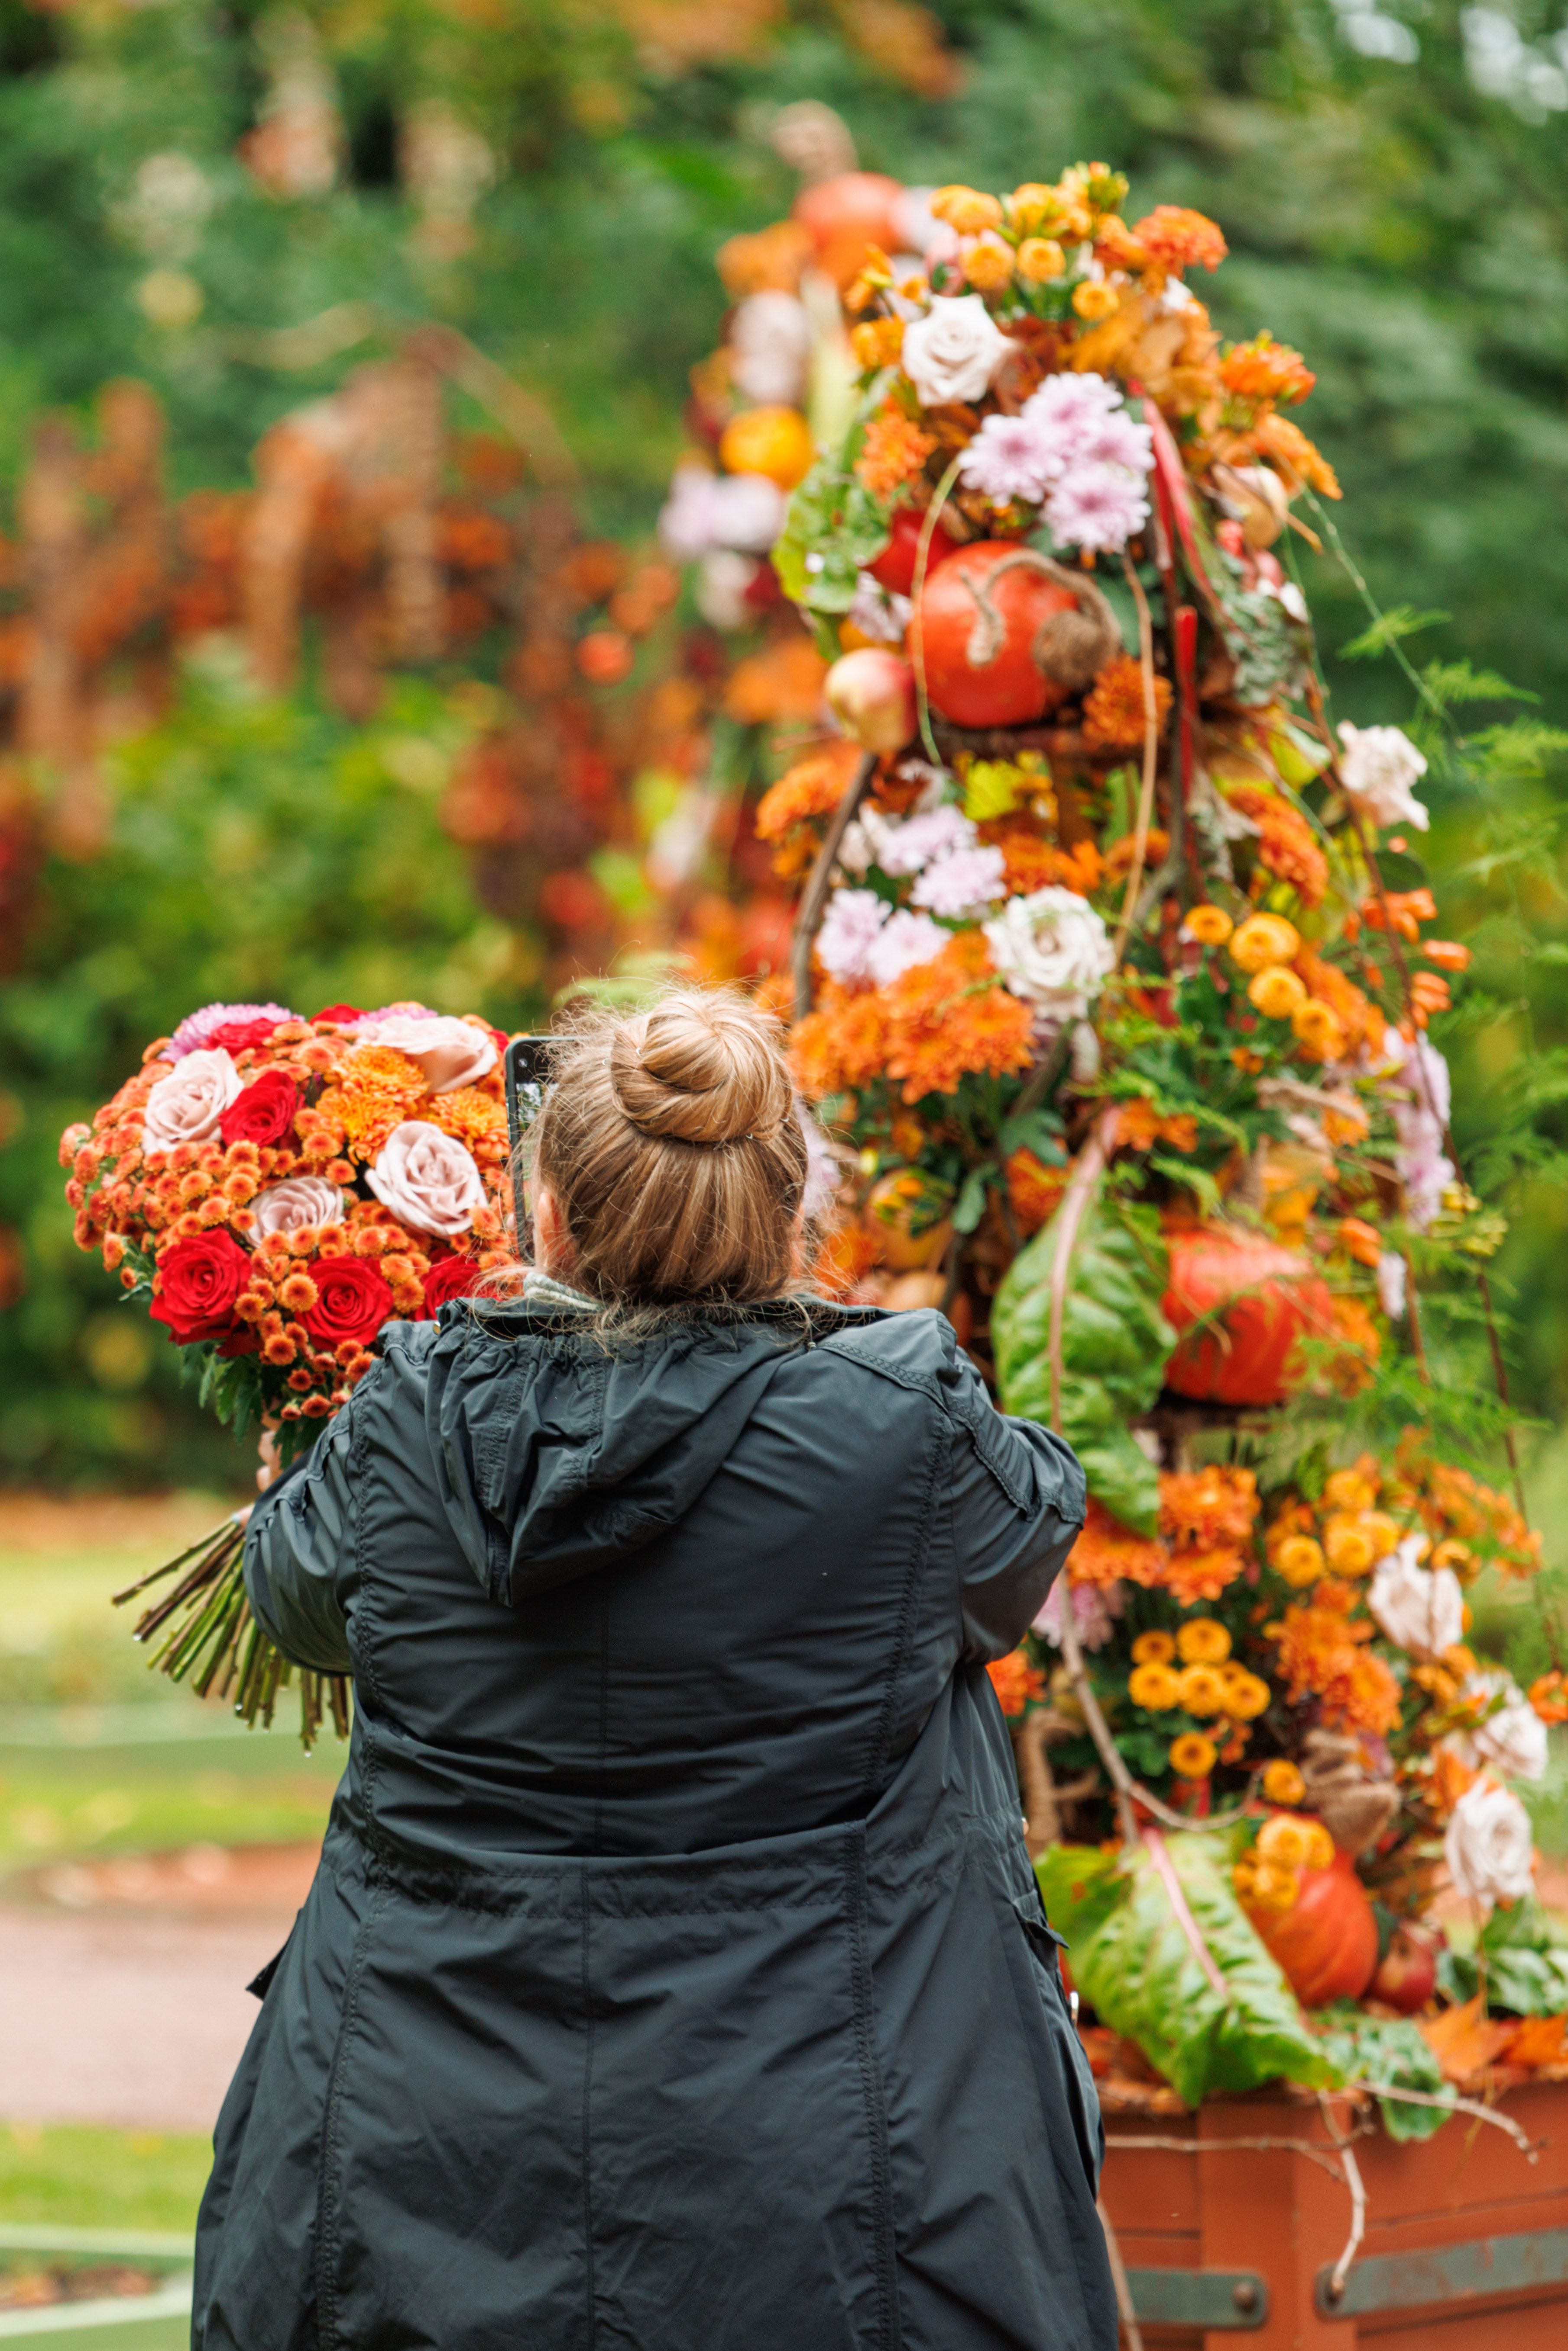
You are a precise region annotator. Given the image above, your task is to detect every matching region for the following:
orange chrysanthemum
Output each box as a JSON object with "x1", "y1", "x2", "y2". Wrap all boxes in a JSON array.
[
  {"x1": 1082, "y1": 655, "x2": 1173, "y2": 752},
  {"x1": 423, "y1": 1086, "x2": 509, "y2": 1163},
  {"x1": 1251, "y1": 412, "x2": 1340, "y2": 498},
  {"x1": 987, "y1": 1645, "x2": 1046, "y2": 1716},
  {"x1": 851, "y1": 316, "x2": 906, "y2": 371},
  {"x1": 1293, "y1": 948, "x2": 1377, "y2": 1057},
  {"x1": 1066, "y1": 1498, "x2": 1168, "y2": 1590},
  {"x1": 755, "y1": 742, "x2": 865, "y2": 845},
  {"x1": 1131, "y1": 205, "x2": 1228, "y2": 276},
  {"x1": 1221, "y1": 334, "x2": 1315, "y2": 407},
  {"x1": 325, "y1": 1047, "x2": 429, "y2": 1160},
  {"x1": 1164, "y1": 1547, "x2": 1249, "y2": 1607},
  {"x1": 882, "y1": 932, "x2": 1036, "y2": 1103},
  {"x1": 1007, "y1": 1147, "x2": 1067, "y2": 1235},
  {"x1": 1268, "y1": 1602, "x2": 1401, "y2": 1735},
  {"x1": 1160, "y1": 1464, "x2": 1260, "y2": 1553},
  {"x1": 979, "y1": 824, "x2": 1103, "y2": 899},
  {"x1": 790, "y1": 984, "x2": 891, "y2": 1100},
  {"x1": 856, "y1": 409, "x2": 938, "y2": 500},
  {"x1": 1222, "y1": 783, "x2": 1328, "y2": 908}
]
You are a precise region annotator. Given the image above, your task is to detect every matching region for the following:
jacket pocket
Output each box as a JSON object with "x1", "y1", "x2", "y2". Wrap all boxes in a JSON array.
[{"x1": 1009, "y1": 1891, "x2": 1104, "y2": 2198}]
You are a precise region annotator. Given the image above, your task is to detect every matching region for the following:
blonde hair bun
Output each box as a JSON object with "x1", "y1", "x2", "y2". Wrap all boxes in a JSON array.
[
  {"x1": 524, "y1": 986, "x2": 811, "y2": 1307},
  {"x1": 609, "y1": 997, "x2": 791, "y2": 1148}
]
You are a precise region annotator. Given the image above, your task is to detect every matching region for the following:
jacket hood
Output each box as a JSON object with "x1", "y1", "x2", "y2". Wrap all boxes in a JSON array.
[{"x1": 424, "y1": 1303, "x2": 848, "y2": 1606}]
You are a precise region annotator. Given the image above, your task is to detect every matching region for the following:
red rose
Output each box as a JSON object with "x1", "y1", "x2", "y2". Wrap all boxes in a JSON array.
[
  {"x1": 303, "y1": 1256, "x2": 394, "y2": 1349},
  {"x1": 204, "y1": 1017, "x2": 287, "y2": 1056},
  {"x1": 219, "y1": 1068, "x2": 300, "y2": 1149},
  {"x1": 419, "y1": 1255, "x2": 481, "y2": 1319},
  {"x1": 149, "y1": 1229, "x2": 251, "y2": 1343},
  {"x1": 312, "y1": 1004, "x2": 365, "y2": 1025}
]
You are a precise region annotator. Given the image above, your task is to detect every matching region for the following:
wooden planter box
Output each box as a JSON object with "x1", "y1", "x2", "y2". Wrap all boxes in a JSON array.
[{"x1": 1102, "y1": 2082, "x2": 1568, "y2": 2347}]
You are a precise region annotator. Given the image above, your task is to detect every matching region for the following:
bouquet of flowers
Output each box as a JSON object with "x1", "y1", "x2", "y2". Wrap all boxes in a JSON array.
[
  {"x1": 761, "y1": 161, "x2": 1566, "y2": 2121},
  {"x1": 60, "y1": 999, "x2": 515, "y2": 1740}
]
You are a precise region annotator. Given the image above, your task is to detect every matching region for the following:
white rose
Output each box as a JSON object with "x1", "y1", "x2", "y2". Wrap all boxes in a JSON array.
[
  {"x1": 249, "y1": 1176, "x2": 345, "y2": 1241},
  {"x1": 350, "y1": 1014, "x2": 496, "y2": 1095},
  {"x1": 729, "y1": 290, "x2": 812, "y2": 406},
  {"x1": 1337, "y1": 722, "x2": 1429, "y2": 832},
  {"x1": 141, "y1": 1048, "x2": 243, "y2": 1152},
  {"x1": 1451, "y1": 1674, "x2": 1550, "y2": 1783},
  {"x1": 1367, "y1": 1536, "x2": 1464, "y2": 1656},
  {"x1": 983, "y1": 887, "x2": 1116, "y2": 1021},
  {"x1": 901, "y1": 295, "x2": 1013, "y2": 408},
  {"x1": 367, "y1": 1120, "x2": 486, "y2": 1236},
  {"x1": 1445, "y1": 1777, "x2": 1536, "y2": 1906}
]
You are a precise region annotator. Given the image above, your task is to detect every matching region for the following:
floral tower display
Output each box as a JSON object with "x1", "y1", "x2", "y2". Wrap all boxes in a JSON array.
[{"x1": 759, "y1": 162, "x2": 1568, "y2": 2139}]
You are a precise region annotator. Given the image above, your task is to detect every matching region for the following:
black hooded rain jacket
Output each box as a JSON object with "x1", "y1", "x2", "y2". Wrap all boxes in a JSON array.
[{"x1": 192, "y1": 1297, "x2": 1115, "y2": 2351}]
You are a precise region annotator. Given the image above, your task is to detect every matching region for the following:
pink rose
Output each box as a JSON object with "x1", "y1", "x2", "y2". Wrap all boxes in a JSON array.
[
  {"x1": 141, "y1": 1048, "x2": 243, "y2": 1152},
  {"x1": 349, "y1": 1014, "x2": 496, "y2": 1095},
  {"x1": 249, "y1": 1176, "x2": 345, "y2": 1240},
  {"x1": 367, "y1": 1120, "x2": 486, "y2": 1235}
]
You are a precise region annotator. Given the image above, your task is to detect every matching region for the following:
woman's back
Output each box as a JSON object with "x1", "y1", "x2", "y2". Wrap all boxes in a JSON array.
[{"x1": 248, "y1": 1303, "x2": 1072, "y2": 1862}]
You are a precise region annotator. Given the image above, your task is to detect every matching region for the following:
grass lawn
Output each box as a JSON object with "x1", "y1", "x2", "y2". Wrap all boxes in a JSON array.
[
  {"x1": 0, "y1": 2122, "x2": 211, "y2": 2234},
  {"x1": 0, "y1": 1492, "x2": 340, "y2": 1868}
]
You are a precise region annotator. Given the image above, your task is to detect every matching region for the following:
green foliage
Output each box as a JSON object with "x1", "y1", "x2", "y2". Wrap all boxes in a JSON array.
[
  {"x1": 1437, "y1": 1894, "x2": 1568, "y2": 2016},
  {"x1": 1311, "y1": 2004, "x2": 1453, "y2": 2141},
  {"x1": 0, "y1": 660, "x2": 533, "y2": 1486},
  {"x1": 992, "y1": 1176, "x2": 1172, "y2": 1532},
  {"x1": 1037, "y1": 1833, "x2": 1335, "y2": 2107}
]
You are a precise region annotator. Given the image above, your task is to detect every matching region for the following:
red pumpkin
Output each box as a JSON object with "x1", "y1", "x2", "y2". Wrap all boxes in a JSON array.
[
  {"x1": 791, "y1": 172, "x2": 905, "y2": 289},
  {"x1": 1162, "y1": 1221, "x2": 1335, "y2": 1407},
  {"x1": 914, "y1": 542, "x2": 1121, "y2": 730},
  {"x1": 1255, "y1": 1849, "x2": 1379, "y2": 2008},
  {"x1": 868, "y1": 506, "x2": 959, "y2": 597}
]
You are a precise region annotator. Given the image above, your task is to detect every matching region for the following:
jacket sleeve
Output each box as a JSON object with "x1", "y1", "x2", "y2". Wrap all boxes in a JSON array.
[
  {"x1": 242, "y1": 1385, "x2": 367, "y2": 1674},
  {"x1": 943, "y1": 1350, "x2": 1086, "y2": 1660}
]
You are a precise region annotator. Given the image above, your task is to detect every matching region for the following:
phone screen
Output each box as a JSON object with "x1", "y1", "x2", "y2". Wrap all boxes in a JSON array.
[{"x1": 504, "y1": 1036, "x2": 553, "y2": 1169}]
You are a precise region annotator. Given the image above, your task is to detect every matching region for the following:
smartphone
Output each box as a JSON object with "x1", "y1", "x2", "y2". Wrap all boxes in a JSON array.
[{"x1": 504, "y1": 1035, "x2": 554, "y2": 1168}]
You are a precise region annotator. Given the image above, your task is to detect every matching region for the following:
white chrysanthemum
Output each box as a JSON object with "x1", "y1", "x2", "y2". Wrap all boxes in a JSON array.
[{"x1": 1338, "y1": 722, "x2": 1429, "y2": 832}]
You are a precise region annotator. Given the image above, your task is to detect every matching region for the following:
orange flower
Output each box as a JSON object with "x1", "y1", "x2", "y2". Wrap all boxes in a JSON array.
[
  {"x1": 790, "y1": 985, "x2": 891, "y2": 1099},
  {"x1": 1164, "y1": 1548, "x2": 1248, "y2": 1607},
  {"x1": 882, "y1": 932, "x2": 1036, "y2": 1103},
  {"x1": 1337, "y1": 1218, "x2": 1383, "y2": 1269},
  {"x1": 981, "y1": 824, "x2": 1104, "y2": 898},
  {"x1": 1325, "y1": 1297, "x2": 1381, "y2": 1395},
  {"x1": 1529, "y1": 1671, "x2": 1568, "y2": 1726},
  {"x1": 723, "y1": 639, "x2": 828, "y2": 726},
  {"x1": 1423, "y1": 940, "x2": 1471, "y2": 973},
  {"x1": 1268, "y1": 1602, "x2": 1401, "y2": 1735},
  {"x1": 1132, "y1": 205, "x2": 1227, "y2": 275},
  {"x1": 1293, "y1": 948, "x2": 1378, "y2": 1056},
  {"x1": 1082, "y1": 655, "x2": 1173, "y2": 752},
  {"x1": 755, "y1": 742, "x2": 865, "y2": 844},
  {"x1": 424, "y1": 1087, "x2": 509, "y2": 1163},
  {"x1": 1066, "y1": 1498, "x2": 1168, "y2": 1589},
  {"x1": 328, "y1": 1047, "x2": 429, "y2": 1160},
  {"x1": 1361, "y1": 885, "x2": 1436, "y2": 941},
  {"x1": 856, "y1": 410, "x2": 938, "y2": 501},
  {"x1": 1160, "y1": 1464, "x2": 1260, "y2": 1552},
  {"x1": 987, "y1": 1645, "x2": 1046, "y2": 1716},
  {"x1": 814, "y1": 1219, "x2": 878, "y2": 1298},
  {"x1": 851, "y1": 317, "x2": 905, "y2": 371},
  {"x1": 1222, "y1": 783, "x2": 1328, "y2": 907},
  {"x1": 930, "y1": 185, "x2": 1004, "y2": 234},
  {"x1": 1007, "y1": 1147, "x2": 1067, "y2": 1235},
  {"x1": 1251, "y1": 413, "x2": 1340, "y2": 498},
  {"x1": 1221, "y1": 333, "x2": 1315, "y2": 406}
]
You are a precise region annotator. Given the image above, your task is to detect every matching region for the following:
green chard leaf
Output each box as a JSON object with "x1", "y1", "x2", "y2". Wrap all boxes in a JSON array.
[
  {"x1": 991, "y1": 1176, "x2": 1173, "y2": 1533},
  {"x1": 1312, "y1": 2004, "x2": 1454, "y2": 2142},
  {"x1": 1037, "y1": 1834, "x2": 1335, "y2": 2108}
]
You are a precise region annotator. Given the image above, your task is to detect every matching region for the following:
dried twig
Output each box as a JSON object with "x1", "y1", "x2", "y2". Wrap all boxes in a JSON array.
[{"x1": 790, "y1": 751, "x2": 877, "y2": 1020}]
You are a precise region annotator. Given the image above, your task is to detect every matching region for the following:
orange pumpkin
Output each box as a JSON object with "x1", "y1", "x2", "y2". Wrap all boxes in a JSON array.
[
  {"x1": 914, "y1": 542, "x2": 1121, "y2": 730},
  {"x1": 791, "y1": 171, "x2": 904, "y2": 289},
  {"x1": 1254, "y1": 1848, "x2": 1379, "y2": 2007},
  {"x1": 1162, "y1": 1221, "x2": 1335, "y2": 1407}
]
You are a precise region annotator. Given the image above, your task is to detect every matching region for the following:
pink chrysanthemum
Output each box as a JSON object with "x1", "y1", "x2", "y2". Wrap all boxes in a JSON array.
[
  {"x1": 956, "y1": 413, "x2": 1059, "y2": 504},
  {"x1": 163, "y1": 1002, "x2": 298, "y2": 1061},
  {"x1": 1045, "y1": 461, "x2": 1150, "y2": 552},
  {"x1": 911, "y1": 844, "x2": 1008, "y2": 915},
  {"x1": 865, "y1": 909, "x2": 948, "y2": 988}
]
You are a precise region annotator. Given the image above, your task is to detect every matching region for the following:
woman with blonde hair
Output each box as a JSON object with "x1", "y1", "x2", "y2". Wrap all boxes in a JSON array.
[{"x1": 194, "y1": 986, "x2": 1112, "y2": 2351}]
